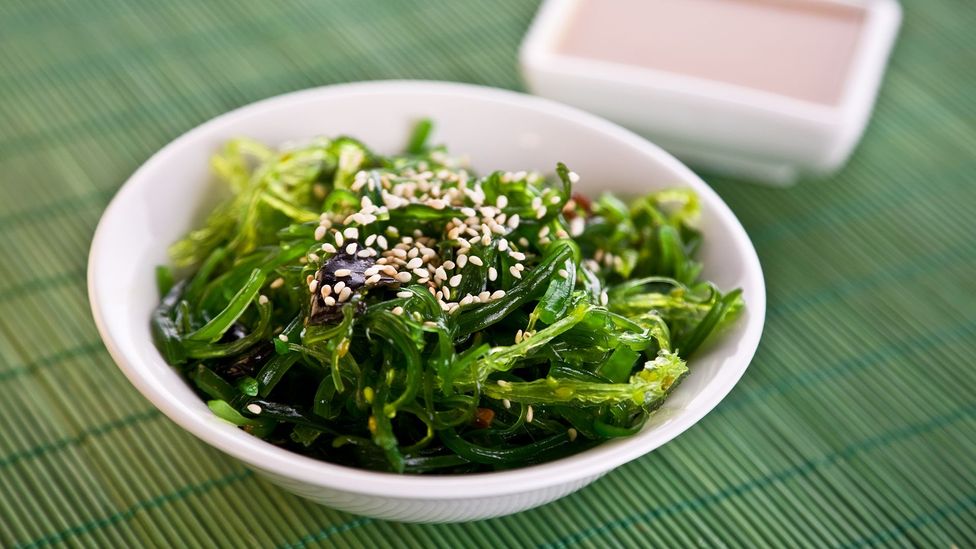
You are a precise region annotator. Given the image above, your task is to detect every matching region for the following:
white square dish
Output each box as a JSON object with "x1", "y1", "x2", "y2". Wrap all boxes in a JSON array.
[{"x1": 520, "y1": 0, "x2": 902, "y2": 185}]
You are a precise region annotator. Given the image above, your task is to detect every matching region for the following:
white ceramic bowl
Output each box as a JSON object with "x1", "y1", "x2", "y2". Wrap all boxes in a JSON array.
[{"x1": 88, "y1": 81, "x2": 765, "y2": 523}]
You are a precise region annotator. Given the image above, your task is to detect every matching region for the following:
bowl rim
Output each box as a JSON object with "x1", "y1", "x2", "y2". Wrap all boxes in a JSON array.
[{"x1": 88, "y1": 80, "x2": 765, "y2": 500}]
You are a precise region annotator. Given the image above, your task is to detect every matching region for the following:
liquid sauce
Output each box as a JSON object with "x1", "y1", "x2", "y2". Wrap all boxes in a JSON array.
[{"x1": 557, "y1": 0, "x2": 866, "y2": 105}]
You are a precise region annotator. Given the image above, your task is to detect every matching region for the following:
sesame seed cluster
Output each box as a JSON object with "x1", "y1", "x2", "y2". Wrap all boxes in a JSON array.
[{"x1": 302, "y1": 163, "x2": 577, "y2": 317}]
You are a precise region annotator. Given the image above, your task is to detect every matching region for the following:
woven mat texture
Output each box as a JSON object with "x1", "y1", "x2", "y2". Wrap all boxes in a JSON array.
[{"x1": 0, "y1": 0, "x2": 974, "y2": 547}]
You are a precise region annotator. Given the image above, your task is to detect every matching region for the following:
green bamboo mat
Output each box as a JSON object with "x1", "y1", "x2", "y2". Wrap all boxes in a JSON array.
[{"x1": 1, "y1": 0, "x2": 974, "y2": 546}]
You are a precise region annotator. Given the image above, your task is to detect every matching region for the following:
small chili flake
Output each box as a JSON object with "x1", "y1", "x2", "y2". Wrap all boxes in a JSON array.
[{"x1": 472, "y1": 407, "x2": 495, "y2": 429}]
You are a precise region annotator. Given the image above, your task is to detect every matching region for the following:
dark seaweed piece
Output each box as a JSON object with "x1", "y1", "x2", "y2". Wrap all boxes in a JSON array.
[
  {"x1": 309, "y1": 243, "x2": 397, "y2": 324},
  {"x1": 213, "y1": 340, "x2": 274, "y2": 380}
]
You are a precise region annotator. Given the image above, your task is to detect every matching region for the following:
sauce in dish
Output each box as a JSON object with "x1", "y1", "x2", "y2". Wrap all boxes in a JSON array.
[{"x1": 557, "y1": 0, "x2": 866, "y2": 105}]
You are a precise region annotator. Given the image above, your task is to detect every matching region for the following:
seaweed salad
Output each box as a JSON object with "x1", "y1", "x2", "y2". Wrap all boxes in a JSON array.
[{"x1": 151, "y1": 121, "x2": 743, "y2": 474}]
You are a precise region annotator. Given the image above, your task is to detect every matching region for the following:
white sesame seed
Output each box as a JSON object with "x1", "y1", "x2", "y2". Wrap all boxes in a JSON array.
[
  {"x1": 443, "y1": 260, "x2": 456, "y2": 270},
  {"x1": 314, "y1": 226, "x2": 327, "y2": 240},
  {"x1": 381, "y1": 265, "x2": 398, "y2": 276},
  {"x1": 364, "y1": 234, "x2": 377, "y2": 246},
  {"x1": 335, "y1": 232, "x2": 344, "y2": 246},
  {"x1": 412, "y1": 268, "x2": 430, "y2": 279},
  {"x1": 357, "y1": 249, "x2": 372, "y2": 258},
  {"x1": 343, "y1": 227, "x2": 359, "y2": 239},
  {"x1": 345, "y1": 243, "x2": 357, "y2": 255},
  {"x1": 246, "y1": 403, "x2": 262, "y2": 415},
  {"x1": 502, "y1": 399, "x2": 511, "y2": 409},
  {"x1": 321, "y1": 243, "x2": 337, "y2": 254},
  {"x1": 333, "y1": 281, "x2": 346, "y2": 292},
  {"x1": 568, "y1": 171, "x2": 580, "y2": 184},
  {"x1": 510, "y1": 251, "x2": 526, "y2": 261},
  {"x1": 364, "y1": 266, "x2": 381, "y2": 277},
  {"x1": 519, "y1": 237, "x2": 530, "y2": 247},
  {"x1": 396, "y1": 272, "x2": 412, "y2": 283},
  {"x1": 278, "y1": 334, "x2": 289, "y2": 342},
  {"x1": 392, "y1": 306, "x2": 404, "y2": 315},
  {"x1": 308, "y1": 280, "x2": 318, "y2": 293},
  {"x1": 308, "y1": 253, "x2": 320, "y2": 262},
  {"x1": 535, "y1": 206, "x2": 547, "y2": 219},
  {"x1": 461, "y1": 207, "x2": 477, "y2": 217},
  {"x1": 567, "y1": 428, "x2": 578, "y2": 441},
  {"x1": 338, "y1": 287, "x2": 353, "y2": 302},
  {"x1": 449, "y1": 274, "x2": 463, "y2": 287},
  {"x1": 526, "y1": 405, "x2": 534, "y2": 423},
  {"x1": 406, "y1": 257, "x2": 423, "y2": 270},
  {"x1": 488, "y1": 267, "x2": 498, "y2": 281},
  {"x1": 481, "y1": 234, "x2": 492, "y2": 246},
  {"x1": 392, "y1": 248, "x2": 408, "y2": 259},
  {"x1": 507, "y1": 214, "x2": 520, "y2": 229},
  {"x1": 459, "y1": 294, "x2": 473, "y2": 306},
  {"x1": 600, "y1": 291, "x2": 609, "y2": 306},
  {"x1": 469, "y1": 255, "x2": 483, "y2": 267},
  {"x1": 365, "y1": 274, "x2": 380, "y2": 285},
  {"x1": 539, "y1": 226, "x2": 550, "y2": 238},
  {"x1": 515, "y1": 263, "x2": 525, "y2": 271},
  {"x1": 550, "y1": 195, "x2": 561, "y2": 204},
  {"x1": 428, "y1": 199, "x2": 446, "y2": 210},
  {"x1": 306, "y1": 274, "x2": 314, "y2": 284},
  {"x1": 457, "y1": 254, "x2": 468, "y2": 268},
  {"x1": 479, "y1": 291, "x2": 491, "y2": 301},
  {"x1": 270, "y1": 277, "x2": 285, "y2": 289},
  {"x1": 258, "y1": 294, "x2": 269, "y2": 305},
  {"x1": 558, "y1": 269, "x2": 569, "y2": 278},
  {"x1": 496, "y1": 195, "x2": 508, "y2": 208},
  {"x1": 435, "y1": 266, "x2": 448, "y2": 281},
  {"x1": 570, "y1": 217, "x2": 585, "y2": 236},
  {"x1": 515, "y1": 329, "x2": 523, "y2": 344},
  {"x1": 377, "y1": 235, "x2": 388, "y2": 249},
  {"x1": 497, "y1": 379, "x2": 510, "y2": 387},
  {"x1": 510, "y1": 266, "x2": 522, "y2": 279},
  {"x1": 320, "y1": 285, "x2": 332, "y2": 298},
  {"x1": 397, "y1": 291, "x2": 412, "y2": 299},
  {"x1": 334, "y1": 268, "x2": 352, "y2": 278},
  {"x1": 324, "y1": 296, "x2": 336, "y2": 306},
  {"x1": 498, "y1": 239, "x2": 509, "y2": 252}
]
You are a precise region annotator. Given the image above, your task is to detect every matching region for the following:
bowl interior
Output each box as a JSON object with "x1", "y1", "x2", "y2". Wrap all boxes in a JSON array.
[{"x1": 89, "y1": 81, "x2": 764, "y2": 498}]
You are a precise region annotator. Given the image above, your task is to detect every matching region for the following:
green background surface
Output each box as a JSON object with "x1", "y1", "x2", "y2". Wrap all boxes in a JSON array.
[{"x1": 1, "y1": 0, "x2": 974, "y2": 547}]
